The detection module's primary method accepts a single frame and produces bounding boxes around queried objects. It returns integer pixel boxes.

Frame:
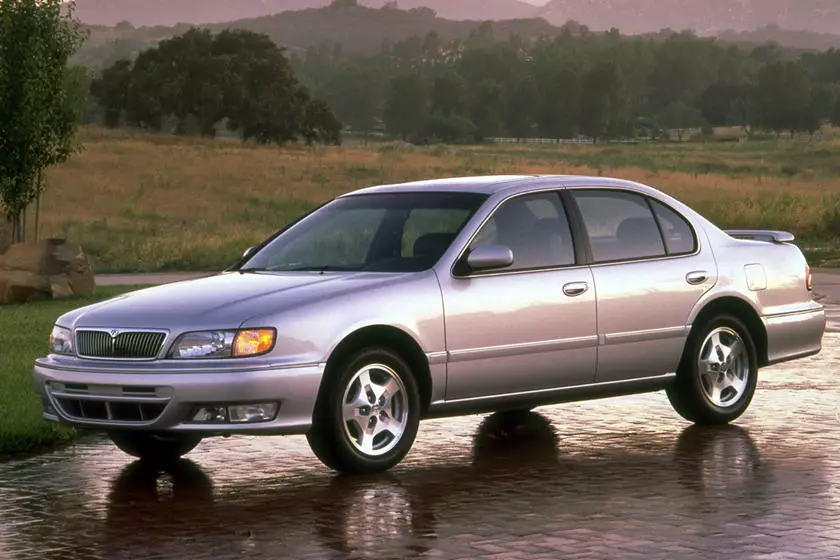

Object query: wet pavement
[3,321,840,559]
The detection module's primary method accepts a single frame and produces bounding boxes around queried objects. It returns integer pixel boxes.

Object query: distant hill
[538,0,840,35]
[72,0,840,36]
[202,3,554,53]
[69,1,840,71]
[71,0,539,27]
[72,3,558,69]
[716,24,840,53]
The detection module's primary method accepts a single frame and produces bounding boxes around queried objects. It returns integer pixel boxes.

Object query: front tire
[108,431,202,463]
[666,313,758,425]
[307,347,421,475]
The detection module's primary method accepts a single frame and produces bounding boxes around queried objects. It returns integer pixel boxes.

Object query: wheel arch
[688,296,768,366]
[321,325,434,415]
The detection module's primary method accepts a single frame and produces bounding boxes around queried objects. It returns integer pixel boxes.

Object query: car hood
[62,271,410,331]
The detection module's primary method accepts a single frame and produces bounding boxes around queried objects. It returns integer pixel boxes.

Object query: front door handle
[686,270,709,285]
[563,281,588,297]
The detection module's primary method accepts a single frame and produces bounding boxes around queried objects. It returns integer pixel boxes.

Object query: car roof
[342,174,655,197]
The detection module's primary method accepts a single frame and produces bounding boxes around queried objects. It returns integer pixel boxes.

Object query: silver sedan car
[33,175,826,474]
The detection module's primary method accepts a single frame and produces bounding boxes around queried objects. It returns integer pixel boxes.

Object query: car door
[437,189,598,401]
[566,187,717,383]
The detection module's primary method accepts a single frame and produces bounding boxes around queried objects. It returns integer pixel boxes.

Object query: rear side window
[649,199,697,255]
[571,190,666,263]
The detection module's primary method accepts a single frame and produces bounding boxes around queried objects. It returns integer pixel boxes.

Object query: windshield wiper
[237,267,270,274]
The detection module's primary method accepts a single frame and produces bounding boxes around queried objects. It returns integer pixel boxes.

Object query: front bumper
[32,357,326,435]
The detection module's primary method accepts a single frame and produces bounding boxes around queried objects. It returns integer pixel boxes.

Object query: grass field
[0,286,140,456]
[19,126,840,272]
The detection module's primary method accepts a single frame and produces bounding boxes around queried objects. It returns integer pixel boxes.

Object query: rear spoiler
[724,229,795,243]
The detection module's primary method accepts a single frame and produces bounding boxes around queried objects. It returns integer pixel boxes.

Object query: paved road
[813,268,840,304]
[2,271,833,559]
[2,324,840,559]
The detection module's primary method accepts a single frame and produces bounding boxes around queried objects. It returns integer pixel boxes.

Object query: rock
[0,270,52,304]
[0,238,95,304]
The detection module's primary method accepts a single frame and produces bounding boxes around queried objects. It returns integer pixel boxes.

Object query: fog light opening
[192,406,229,423]
[228,403,279,423]
[191,403,279,424]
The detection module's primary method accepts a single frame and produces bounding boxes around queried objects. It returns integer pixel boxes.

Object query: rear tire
[666,313,758,425]
[108,431,202,464]
[307,347,421,475]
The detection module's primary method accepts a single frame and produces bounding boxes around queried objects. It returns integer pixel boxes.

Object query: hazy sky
[519,0,550,4]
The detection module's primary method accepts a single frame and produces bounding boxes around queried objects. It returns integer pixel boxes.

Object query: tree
[505,76,538,139]
[833,95,840,127]
[753,60,814,137]
[90,59,132,127]
[431,70,466,118]
[383,73,428,140]
[535,68,580,140]
[0,0,87,243]
[96,28,340,146]
[580,61,627,141]
[302,98,343,146]
[657,100,705,141]
[469,79,503,140]
[320,61,384,137]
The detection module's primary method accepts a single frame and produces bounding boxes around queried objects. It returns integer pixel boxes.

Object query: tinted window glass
[469,192,575,271]
[572,190,666,262]
[650,199,697,255]
[243,192,487,273]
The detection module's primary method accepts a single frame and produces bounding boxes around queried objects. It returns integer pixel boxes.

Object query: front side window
[571,189,666,263]
[467,191,576,272]
[242,192,487,273]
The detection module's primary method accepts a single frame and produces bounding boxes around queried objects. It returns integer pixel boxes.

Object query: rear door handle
[563,281,589,297]
[686,270,709,285]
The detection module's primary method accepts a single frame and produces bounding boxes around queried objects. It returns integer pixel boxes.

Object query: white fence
[487,137,595,145]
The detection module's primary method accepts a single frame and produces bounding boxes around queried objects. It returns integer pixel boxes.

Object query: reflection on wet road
[2,336,840,559]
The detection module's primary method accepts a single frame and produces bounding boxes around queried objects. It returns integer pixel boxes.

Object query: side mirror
[242,246,256,259]
[465,245,514,272]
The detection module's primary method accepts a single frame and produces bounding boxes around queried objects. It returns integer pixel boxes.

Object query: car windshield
[240,191,488,273]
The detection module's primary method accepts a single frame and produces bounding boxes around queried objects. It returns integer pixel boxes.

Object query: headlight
[167,329,276,359]
[49,326,74,355]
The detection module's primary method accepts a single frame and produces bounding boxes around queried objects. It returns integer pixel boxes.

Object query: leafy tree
[833,95,840,127]
[753,60,814,136]
[649,33,718,109]
[320,62,383,137]
[90,59,132,127]
[505,76,538,139]
[469,79,504,140]
[383,73,428,140]
[94,28,340,146]
[431,70,466,118]
[699,83,743,126]
[657,100,705,141]
[535,68,580,139]
[302,98,343,146]
[421,113,477,144]
[580,61,626,141]
[0,0,87,243]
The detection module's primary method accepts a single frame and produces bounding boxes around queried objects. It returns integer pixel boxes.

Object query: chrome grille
[76,330,166,359]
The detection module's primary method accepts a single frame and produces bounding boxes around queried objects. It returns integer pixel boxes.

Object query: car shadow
[94,411,779,559]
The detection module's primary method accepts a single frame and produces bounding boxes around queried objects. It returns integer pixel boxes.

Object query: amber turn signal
[233,329,276,356]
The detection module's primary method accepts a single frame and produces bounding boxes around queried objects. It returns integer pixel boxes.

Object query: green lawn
[0,286,143,456]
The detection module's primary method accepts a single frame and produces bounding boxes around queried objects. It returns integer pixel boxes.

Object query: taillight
[805,265,812,291]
